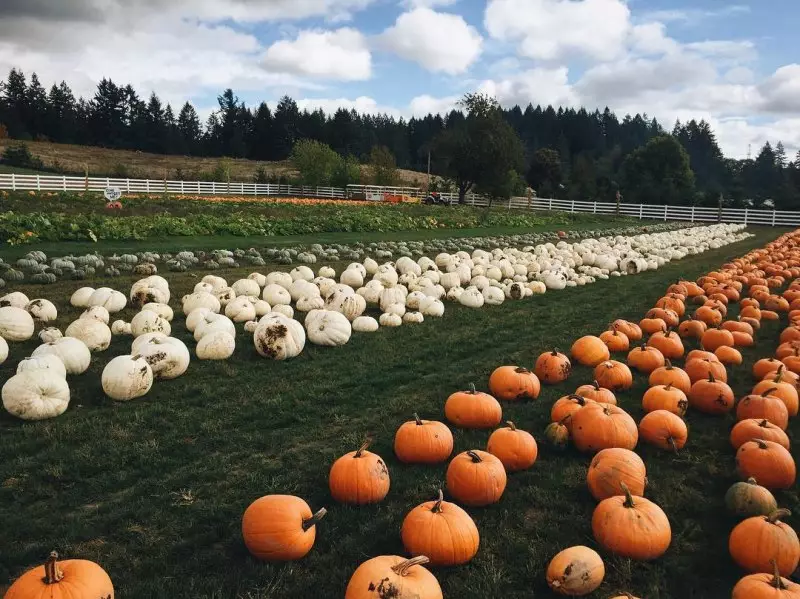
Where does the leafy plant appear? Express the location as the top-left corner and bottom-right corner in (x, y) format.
(1, 143), (44, 170)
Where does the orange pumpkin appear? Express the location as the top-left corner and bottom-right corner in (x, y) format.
(599, 329), (630, 352)
(752, 377), (799, 417)
(586, 447), (647, 501)
(535, 349), (572, 384)
(444, 384), (502, 429)
(612, 319), (642, 341)
(761, 365), (800, 386)
(329, 439), (390, 504)
(638, 410), (687, 451)
(646, 307), (679, 327)
(685, 357), (728, 384)
(401, 490), (479, 566)
(678, 317), (707, 339)
(446, 450), (507, 506)
(655, 294), (685, 316)
(394, 414), (454, 464)
(593, 360), (633, 391)
(3, 552), (114, 599)
(627, 345), (665, 374)
(701, 327), (735, 351)
(546, 546), (605, 596)
(729, 509), (800, 577)
(647, 328), (685, 359)
(731, 562), (800, 599)
(642, 383), (688, 416)
(688, 372), (734, 415)
(723, 320), (755, 336)
(763, 310), (781, 321)
(345, 555), (442, 599)
(242, 495), (326, 560)
(726, 478), (778, 519)
(695, 305), (723, 326)
(715, 345), (743, 365)
(639, 317), (667, 335)
(488, 366), (541, 401)
(731, 419), (791, 451)
(648, 360), (691, 394)
(686, 349), (719, 362)
(754, 358), (784, 379)
(736, 389), (790, 430)
(486, 421), (538, 472)
(736, 439), (796, 489)
(570, 402), (638, 452)
(733, 331), (755, 347)
(551, 394), (593, 431)
(575, 380), (617, 404)
(571, 335), (610, 367)
(591, 483), (671, 560)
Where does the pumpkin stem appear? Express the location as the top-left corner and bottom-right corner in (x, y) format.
(770, 559), (787, 590)
(763, 387), (779, 397)
(551, 348), (561, 356)
(506, 421), (517, 431)
(707, 371), (716, 383)
(758, 419), (770, 428)
(620, 482), (635, 508)
(468, 383), (477, 394)
(665, 359), (673, 370)
(775, 366), (785, 383)
(514, 367), (530, 374)
(431, 489), (444, 513)
(466, 450), (482, 463)
(592, 380), (601, 390)
(558, 414), (572, 425)
(354, 438), (372, 458)
(767, 508), (791, 524)
(664, 382), (673, 391)
(669, 437), (678, 453)
(43, 551), (63, 584)
(391, 556), (430, 577)
(413, 413), (423, 426)
(302, 508), (327, 531)
(746, 477), (758, 485)
(753, 438), (769, 449)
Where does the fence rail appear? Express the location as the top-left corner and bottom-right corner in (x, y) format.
(1, 173), (797, 227)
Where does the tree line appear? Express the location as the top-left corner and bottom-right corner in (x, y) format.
(1, 67), (799, 207)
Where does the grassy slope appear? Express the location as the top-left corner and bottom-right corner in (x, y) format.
(0, 229), (795, 599)
(0, 139), (429, 186)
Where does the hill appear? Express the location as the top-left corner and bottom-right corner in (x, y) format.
(0, 139), (429, 187)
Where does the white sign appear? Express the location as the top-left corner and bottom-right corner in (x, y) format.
(104, 187), (122, 202)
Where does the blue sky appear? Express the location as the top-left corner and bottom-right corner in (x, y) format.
(1, 0), (799, 157)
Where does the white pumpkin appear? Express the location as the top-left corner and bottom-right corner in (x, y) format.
(196, 330), (235, 360)
(314, 277), (338, 299)
(325, 291), (366, 321)
(263, 284), (292, 306)
(137, 337), (190, 380)
(248, 272), (267, 288)
(0, 306), (35, 341)
(32, 337), (91, 375)
(111, 320), (132, 336)
(374, 265), (399, 287)
(185, 308), (211, 332)
(405, 291), (426, 310)
(65, 318), (112, 352)
(422, 285), (446, 300)
(439, 272), (461, 290)
(201, 274), (228, 292)
(70, 287), (95, 308)
(419, 297), (445, 317)
(318, 266), (336, 278)
(385, 302), (406, 317)
(0, 336), (7, 365)
(506, 282), (525, 300)
(182, 292), (221, 315)
(305, 309), (352, 346)
(291, 265), (315, 282)
(352, 316), (379, 333)
(194, 313), (235, 342)
(81, 305), (110, 324)
(17, 354), (67, 379)
(271, 304), (295, 318)
(252, 299), (271, 317)
(459, 287), (485, 308)
(131, 332), (168, 353)
(396, 256), (421, 276)
(102, 355), (153, 400)
(348, 262), (367, 278)
(214, 286), (236, 307)
(379, 287), (408, 312)
(0, 292), (30, 308)
(244, 320), (258, 333)
(26, 299), (57, 322)
(403, 311), (424, 324)
(225, 296), (257, 323)
(483, 286), (505, 306)
(379, 312), (402, 327)
(232, 278), (261, 298)
(130, 281), (169, 307)
(446, 287), (464, 301)
(528, 281), (547, 294)
(2, 371), (70, 420)
(340, 268), (364, 288)
(254, 313), (306, 360)
(357, 283), (384, 306)
(142, 302), (174, 322)
(363, 257), (379, 275)
(38, 327), (63, 344)
(87, 288), (127, 313)
(289, 280), (319, 302)
(194, 282), (214, 294)
(296, 295), (325, 312)
(265, 271), (293, 290)
(130, 311), (172, 338)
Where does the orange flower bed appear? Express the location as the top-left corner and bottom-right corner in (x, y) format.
(132, 194), (370, 206)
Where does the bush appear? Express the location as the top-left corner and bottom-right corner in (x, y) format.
(0, 124), (8, 140)
(1, 143), (44, 170)
(110, 162), (130, 178)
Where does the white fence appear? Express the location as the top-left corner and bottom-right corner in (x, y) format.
(1, 173), (798, 227)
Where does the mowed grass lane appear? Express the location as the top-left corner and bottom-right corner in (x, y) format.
(0, 228), (793, 599)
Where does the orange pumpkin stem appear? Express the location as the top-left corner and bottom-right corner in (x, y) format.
(759, 420), (770, 428)
(665, 359), (673, 370)
(592, 380), (601, 390)
(619, 482), (635, 508)
(753, 438), (769, 449)
(568, 394), (586, 405)
(354, 438), (372, 458)
(466, 450), (483, 463)
(514, 367), (530, 374)
(506, 421), (517, 431)
(467, 383), (477, 395)
(746, 477), (758, 485)
(707, 371), (716, 383)
(43, 552), (63, 585)
(767, 508), (791, 524)
(770, 559), (787, 590)
(431, 489), (444, 513)
(775, 366), (785, 383)
(302, 508), (328, 531)
(391, 556), (430, 576)
(763, 387), (779, 397)
(413, 413), (423, 426)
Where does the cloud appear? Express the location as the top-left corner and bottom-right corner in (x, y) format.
(293, 96), (402, 117)
(758, 64), (800, 115)
(479, 68), (578, 108)
(409, 94), (461, 116)
(380, 8), (483, 74)
(641, 5), (750, 24)
(403, 0), (458, 6)
(262, 28), (371, 81)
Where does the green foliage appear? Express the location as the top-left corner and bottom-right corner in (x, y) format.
(253, 166), (269, 184)
(622, 135), (695, 204)
(291, 139), (341, 187)
(528, 148), (563, 198)
(1, 142), (44, 170)
(110, 162), (131, 178)
(368, 146), (398, 186)
(331, 154), (361, 188)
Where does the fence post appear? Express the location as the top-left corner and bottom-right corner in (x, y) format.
(744, 208), (748, 225)
(663, 205), (667, 221)
(11, 173), (15, 191)
(181, 180), (185, 194)
(126, 179), (131, 193)
(593, 201), (597, 214)
(691, 206), (695, 222)
(62, 175), (66, 191)
(570, 200), (575, 213)
(146, 179), (150, 194)
(548, 198), (552, 210)
(639, 204), (643, 219)
(772, 210), (777, 227)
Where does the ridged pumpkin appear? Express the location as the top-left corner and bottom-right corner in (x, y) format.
(638, 410), (687, 451)
(752, 377), (799, 417)
(736, 389), (790, 430)
(646, 307), (679, 327)
(647, 329), (684, 360)
(488, 366), (541, 401)
(725, 478), (778, 518)
(736, 439), (796, 489)
(762, 366), (799, 386)
(729, 509), (800, 576)
(344, 556), (442, 599)
(611, 319), (642, 341)
(723, 320), (755, 336)
(695, 305), (723, 326)
(593, 360), (633, 391)
(627, 345), (665, 374)
(685, 357), (727, 383)
(731, 561), (800, 599)
(731, 419), (791, 450)
(599, 329), (630, 352)
(3, 552), (114, 599)
(401, 490), (479, 566)
(544, 418), (571, 449)
(648, 360), (691, 394)
(242, 495), (326, 560)
(551, 394), (593, 431)
(444, 384), (502, 429)
(394, 414), (454, 464)
(329, 439), (390, 504)
(486, 421), (538, 472)
(639, 317), (667, 335)
(591, 483), (671, 560)
(575, 381), (616, 404)
(688, 372), (734, 414)
(446, 450), (507, 506)
(753, 358), (786, 380)
(570, 402), (638, 452)
(571, 335), (610, 367)
(642, 383), (688, 416)
(545, 546), (605, 596)
(535, 349), (572, 384)
(678, 317), (707, 339)
(586, 447), (646, 501)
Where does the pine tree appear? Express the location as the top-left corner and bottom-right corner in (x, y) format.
(177, 102), (201, 155)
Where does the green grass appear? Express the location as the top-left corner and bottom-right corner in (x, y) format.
(0, 164), (52, 176)
(0, 228), (795, 598)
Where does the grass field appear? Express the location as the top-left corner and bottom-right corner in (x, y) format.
(0, 226), (795, 598)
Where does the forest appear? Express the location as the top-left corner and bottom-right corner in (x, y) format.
(1, 68), (799, 207)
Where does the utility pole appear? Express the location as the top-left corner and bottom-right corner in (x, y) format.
(427, 149), (431, 193)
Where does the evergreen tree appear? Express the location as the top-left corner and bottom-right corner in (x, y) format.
(177, 102), (201, 154)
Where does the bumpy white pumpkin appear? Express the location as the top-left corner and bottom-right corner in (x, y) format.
(232, 278), (261, 298)
(0, 336), (7, 364)
(137, 337), (190, 380)
(185, 308), (211, 333)
(225, 296), (257, 323)
(296, 295), (325, 313)
(65, 318), (112, 352)
(314, 277), (338, 298)
(102, 355), (153, 400)
(385, 302), (406, 317)
(111, 320), (132, 336)
(2, 371), (70, 420)
(70, 287), (95, 308)
(244, 321), (258, 333)
(291, 266), (315, 282)
(1, 292), (30, 308)
(32, 337), (91, 375)
(348, 263), (367, 278)
(446, 287), (464, 301)
(318, 266), (336, 278)
(194, 313), (235, 342)
(352, 316), (379, 333)
(419, 297), (445, 317)
(87, 288), (127, 313)
(252, 299), (271, 317)
(405, 291), (426, 310)
(325, 291), (366, 321)
(17, 354), (67, 379)
(379, 313), (402, 327)
(130, 311), (171, 338)
(0, 306), (35, 341)
(26, 299), (57, 322)
(81, 305), (110, 324)
(305, 310), (352, 346)
(271, 304), (294, 318)
(196, 330), (235, 360)
(248, 272), (267, 288)
(142, 302), (174, 322)
(459, 287), (485, 308)
(403, 311), (424, 324)
(194, 282), (214, 294)
(263, 284), (291, 306)
(528, 281), (547, 294)
(201, 275), (228, 292)
(39, 327), (63, 344)
(363, 257), (379, 275)
(375, 265), (399, 288)
(483, 286), (505, 306)
(289, 280), (319, 302)
(182, 292), (221, 315)
(265, 271), (293, 289)
(130, 281), (169, 307)
(379, 287), (408, 312)
(214, 287), (236, 307)
(340, 268), (364, 288)
(131, 332), (168, 353)
(254, 313), (306, 360)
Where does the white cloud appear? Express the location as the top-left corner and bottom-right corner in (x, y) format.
(485, 0), (631, 62)
(480, 67), (578, 108)
(403, 0), (458, 7)
(629, 22), (679, 55)
(640, 5), (750, 24)
(293, 96), (402, 117)
(124, 0), (377, 23)
(262, 28), (371, 81)
(409, 94), (460, 116)
(757, 64), (800, 114)
(380, 8), (483, 74)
